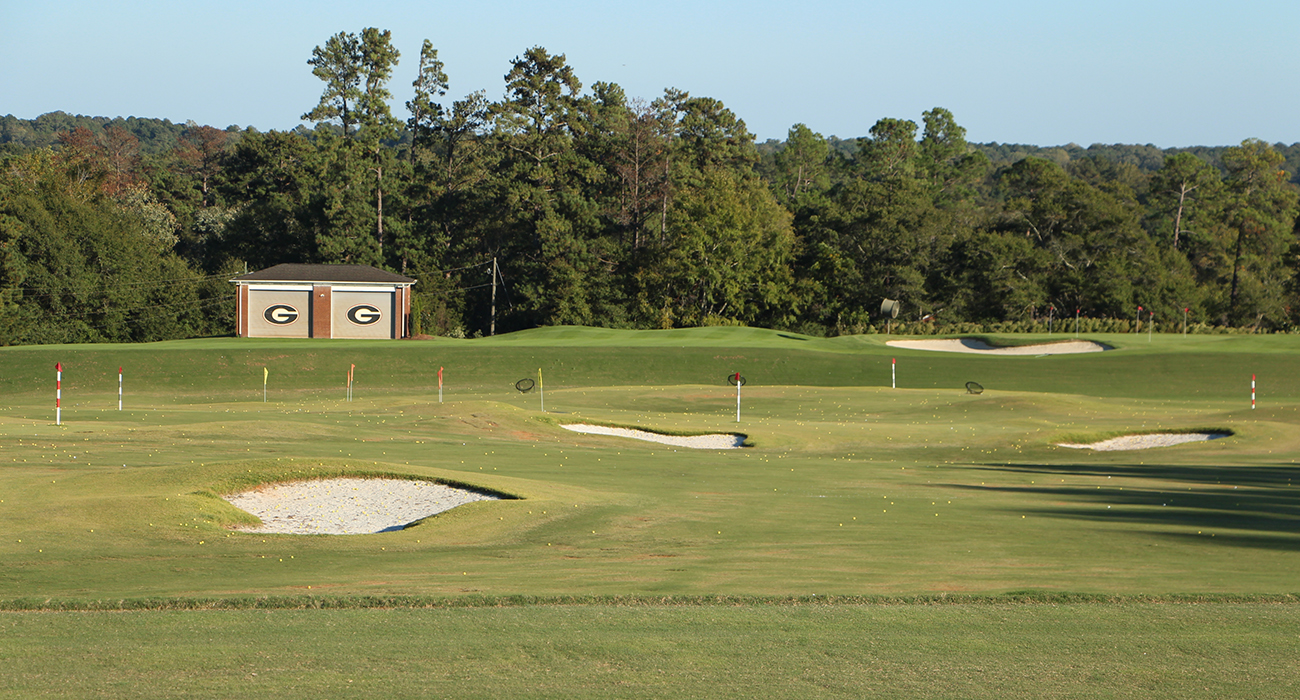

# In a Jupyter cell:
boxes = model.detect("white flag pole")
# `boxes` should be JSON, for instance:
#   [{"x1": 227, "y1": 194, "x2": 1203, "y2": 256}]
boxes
[
  {"x1": 118, "y1": 366, "x2": 123, "y2": 411},
  {"x1": 735, "y1": 373, "x2": 741, "y2": 422},
  {"x1": 736, "y1": 378, "x2": 741, "y2": 422},
  {"x1": 56, "y1": 363, "x2": 62, "y2": 425}
]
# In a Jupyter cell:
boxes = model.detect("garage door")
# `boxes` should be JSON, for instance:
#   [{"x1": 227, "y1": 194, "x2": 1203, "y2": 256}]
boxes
[
  {"x1": 247, "y1": 289, "x2": 311, "y2": 338},
  {"x1": 332, "y1": 290, "x2": 395, "y2": 339}
]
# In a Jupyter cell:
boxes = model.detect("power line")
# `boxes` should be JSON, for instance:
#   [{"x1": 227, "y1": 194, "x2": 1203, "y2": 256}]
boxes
[
  {"x1": 6, "y1": 271, "x2": 232, "y2": 300},
  {"x1": 10, "y1": 259, "x2": 495, "y2": 299},
  {"x1": 15, "y1": 293, "x2": 231, "y2": 323},
  {"x1": 435, "y1": 259, "x2": 494, "y2": 274}
]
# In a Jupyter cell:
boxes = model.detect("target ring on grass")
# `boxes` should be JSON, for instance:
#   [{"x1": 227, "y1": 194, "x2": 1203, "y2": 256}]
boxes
[
  {"x1": 515, "y1": 378, "x2": 535, "y2": 393},
  {"x1": 965, "y1": 381, "x2": 984, "y2": 395},
  {"x1": 727, "y1": 373, "x2": 747, "y2": 387}
]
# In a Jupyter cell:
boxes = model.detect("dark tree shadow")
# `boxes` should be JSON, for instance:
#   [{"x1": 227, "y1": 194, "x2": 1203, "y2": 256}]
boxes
[{"x1": 947, "y1": 460, "x2": 1300, "y2": 551}]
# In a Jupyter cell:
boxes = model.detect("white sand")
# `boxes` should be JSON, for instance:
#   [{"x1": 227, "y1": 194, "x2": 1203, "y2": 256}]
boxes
[
  {"x1": 223, "y1": 477, "x2": 498, "y2": 535},
  {"x1": 561, "y1": 424, "x2": 745, "y2": 449},
  {"x1": 1057, "y1": 432, "x2": 1230, "y2": 451},
  {"x1": 886, "y1": 338, "x2": 1110, "y2": 355}
]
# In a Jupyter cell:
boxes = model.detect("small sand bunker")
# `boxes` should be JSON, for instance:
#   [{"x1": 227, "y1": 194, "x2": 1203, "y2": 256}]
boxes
[
  {"x1": 886, "y1": 338, "x2": 1109, "y2": 355},
  {"x1": 561, "y1": 424, "x2": 745, "y2": 449},
  {"x1": 1057, "y1": 432, "x2": 1230, "y2": 451},
  {"x1": 223, "y1": 477, "x2": 498, "y2": 535}
]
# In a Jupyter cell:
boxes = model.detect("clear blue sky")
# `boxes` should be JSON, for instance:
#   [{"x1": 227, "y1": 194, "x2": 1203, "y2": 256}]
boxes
[{"x1": 3, "y1": 0, "x2": 1297, "y2": 147}]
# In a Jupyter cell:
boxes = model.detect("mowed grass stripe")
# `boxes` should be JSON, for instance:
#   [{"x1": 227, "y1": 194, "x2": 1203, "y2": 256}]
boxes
[{"x1": 3, "y1": 603, "x2": 1298, "y2": 699}]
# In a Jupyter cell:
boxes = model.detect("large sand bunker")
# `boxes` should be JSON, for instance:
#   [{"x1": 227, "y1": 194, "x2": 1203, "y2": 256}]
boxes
[
  {"x1": 561, "y1": 424, "x2": 745, "y2": 449},
  {"x1": 886, "y1": 338, "x2": 1110, "y2": 355},
  {"x1": 1057, "y1": 432, "x2": 1230, "y2": 451},
  {"x1": 224, "y1": 477, "x2": 498, "y2": 535}
]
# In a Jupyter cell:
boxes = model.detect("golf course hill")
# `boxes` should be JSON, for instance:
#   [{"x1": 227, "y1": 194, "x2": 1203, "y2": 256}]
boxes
[{"x1": 3, "y1": 325, "x2": 1299, "y2": 697}]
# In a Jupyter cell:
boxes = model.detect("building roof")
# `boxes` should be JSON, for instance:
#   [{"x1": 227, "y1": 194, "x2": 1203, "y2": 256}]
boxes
[{"x1": 231, "y1": 264, "x2": 416, "y2": 285}]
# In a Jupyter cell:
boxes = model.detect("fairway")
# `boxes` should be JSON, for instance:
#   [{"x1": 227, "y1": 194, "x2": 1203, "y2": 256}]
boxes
[
  {"x1": 5, "y1": 603, "x2": 1299, "y2": 699},
  {"x1": 2, "y1": 327, "x2": 1298, "y2": 697}
]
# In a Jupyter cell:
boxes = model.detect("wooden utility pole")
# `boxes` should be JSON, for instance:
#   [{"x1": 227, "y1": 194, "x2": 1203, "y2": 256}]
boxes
[{"x1": 490, "y1": 257, "x2": 498, "y2": 336}]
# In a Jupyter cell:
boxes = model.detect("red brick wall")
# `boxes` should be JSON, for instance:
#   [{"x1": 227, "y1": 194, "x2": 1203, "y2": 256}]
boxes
[
  {"x1": 403, "y1": 287, "x2": 412, "y2": 338},
  {"x1": 312, "y1": 286, "x2": 332, "y2": 338},
  {"x1": 238, "y1": 285, "x2": 248, "y2": 337}
]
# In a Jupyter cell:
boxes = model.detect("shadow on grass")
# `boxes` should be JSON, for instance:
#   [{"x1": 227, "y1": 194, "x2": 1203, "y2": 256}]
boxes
[
  {"x1": 972, "y1": 461, "x2": 1294, "y2": 489},
  {"x1": 952, "y1": 460, "x2": 1300, "y2": 551}
]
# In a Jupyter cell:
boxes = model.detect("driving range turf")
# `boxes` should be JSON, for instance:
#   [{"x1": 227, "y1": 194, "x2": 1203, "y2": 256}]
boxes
[{"x1": 2, "y1": 327, "x2": 1298, "y2": 698}]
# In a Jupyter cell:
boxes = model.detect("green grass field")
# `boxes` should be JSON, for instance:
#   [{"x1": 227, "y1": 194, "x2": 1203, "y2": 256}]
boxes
[{"x1": 2, "y1": 328, "x2": 1298, "y2": 697}]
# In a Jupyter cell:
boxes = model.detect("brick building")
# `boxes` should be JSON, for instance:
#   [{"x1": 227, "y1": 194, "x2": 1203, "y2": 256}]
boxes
[{"x1": 231, "y1": 264, "x2": 416, "y2": 339}]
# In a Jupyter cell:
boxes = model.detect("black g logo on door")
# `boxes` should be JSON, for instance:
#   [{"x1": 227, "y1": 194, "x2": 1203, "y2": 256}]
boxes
[
  {"x1": 347, "y1": 304, "x2": 382, "y2": 325},
  {"x1": 263, "y1": 304, "x2": 299, "y2": 325}
]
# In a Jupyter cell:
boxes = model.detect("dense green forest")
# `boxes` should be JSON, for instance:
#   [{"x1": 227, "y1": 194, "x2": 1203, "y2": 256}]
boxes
[{"x1": 3, "y1": 28, "x2": 1299, "y2": 345}]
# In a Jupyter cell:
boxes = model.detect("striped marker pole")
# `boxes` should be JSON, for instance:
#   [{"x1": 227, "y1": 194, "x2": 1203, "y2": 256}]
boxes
[
  {"x1": 118, "y1": 366, "x2": 123, "y2": 411},
  {"x1": 56, "y1": 363, "x2": 62, "y2": 425},
  {"x1": 735, "y1": 372, "x2": 742, "y2": 423},
  {"x1": 1252, "y1": 374, "x2": 1256, "y2": 410},
  {"x1": 892, "y1": 358, "x2": 896, "y2": 389},
  {"x1": 438, "y1": 366, "x2": 444, "y2": 403}
]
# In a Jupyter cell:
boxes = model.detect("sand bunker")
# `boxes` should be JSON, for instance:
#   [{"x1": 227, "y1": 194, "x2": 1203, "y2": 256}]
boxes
[
  {"x1": 1057, "y1": 432, "x2": 1230, "y2": 451},
  {"x1": 886, "y1": 338, "x2": 1109, "y2": 355},
  {"x1": 561, "y1": 424, "x2": 745, "y2": 449},
  {"x1": 223, "y1": 477, "x2": 498, "y2": 535}
]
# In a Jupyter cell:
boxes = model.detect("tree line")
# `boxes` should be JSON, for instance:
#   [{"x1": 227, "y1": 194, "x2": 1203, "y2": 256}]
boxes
[{"x1": 2, "y1": 28, "x2": 1298, "y2": 345}]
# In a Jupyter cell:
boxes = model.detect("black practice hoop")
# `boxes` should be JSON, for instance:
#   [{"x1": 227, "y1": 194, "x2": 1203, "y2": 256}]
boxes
[
  {"x1": 515, "y1": 378, "x2": 536, "y2": 393},
  {"x1": 727, "y1": 373, "x2": 747, "y2": 387},
  {"x1": 965, "y1": 381, "x2": 984, "y2": 395}
]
